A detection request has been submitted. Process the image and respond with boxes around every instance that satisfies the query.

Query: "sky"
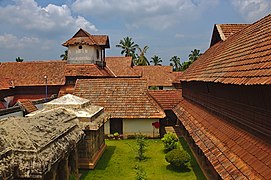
[0,0,270,65]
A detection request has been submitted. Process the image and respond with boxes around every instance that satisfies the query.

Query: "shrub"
[136,134,147,161]
[135,164,147,180]
[113,132,119,137]
[165,149,191,168]
[161,132,178,152]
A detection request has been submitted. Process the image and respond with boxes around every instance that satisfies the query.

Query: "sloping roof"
[74,78,165,119]
[148,90,182,110]
[173,99,271,179]
[105,57,141,77]
[218,24,250,40]
[33,94,107,130]
[18,100,38,114]
[172,71,183,84]
[65,64,111,77]
[134,66,176,87]
[0,61,66,86]
[45,94,90,109]
[0,108,84,178]
[182,14,271,85]
[12,94,48,105]
[210,24,250,46]
[62,28,110,48]
[0,78,12,90]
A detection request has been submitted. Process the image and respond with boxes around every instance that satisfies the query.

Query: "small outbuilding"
[0,94,108,179]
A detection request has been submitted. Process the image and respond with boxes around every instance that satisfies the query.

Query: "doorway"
[110,118,123,134]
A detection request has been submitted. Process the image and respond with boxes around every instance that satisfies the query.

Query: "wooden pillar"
[57,157,69,180]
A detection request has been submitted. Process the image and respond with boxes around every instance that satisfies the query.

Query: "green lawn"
[80,139,206,180]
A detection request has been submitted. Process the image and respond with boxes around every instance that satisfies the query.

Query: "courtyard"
[80,138,206,180]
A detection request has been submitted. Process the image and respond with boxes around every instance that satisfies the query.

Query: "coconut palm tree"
[180,61,192,71]
[150,55,162,66]
[188,49,202,62]
[15,57,24,62]
[60,50,68,60]
[170,56,181,71]
[116,37,138,58]
[135,45,150,66]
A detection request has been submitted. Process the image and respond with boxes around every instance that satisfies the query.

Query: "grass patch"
[179,136,207,180]
[80,139,206,180]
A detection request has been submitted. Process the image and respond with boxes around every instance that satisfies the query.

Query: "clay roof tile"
[173,98,271,179]
[182,14,271,85]
[74,78,165,119]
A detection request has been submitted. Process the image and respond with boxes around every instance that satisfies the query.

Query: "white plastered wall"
[67,45,102,64]
[123,118,159,137]
[104,118,160,137]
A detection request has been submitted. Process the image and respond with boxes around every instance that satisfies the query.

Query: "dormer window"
[79,45,82,49]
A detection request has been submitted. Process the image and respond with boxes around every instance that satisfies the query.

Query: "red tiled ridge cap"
[173,99,271,179]
[182,14,271,85]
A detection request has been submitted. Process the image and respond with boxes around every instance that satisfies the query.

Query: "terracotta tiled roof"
[172,72,183,84]
[18,100,38,114]
[182,14,271,85]
[148,90,182,110]
[0,78,12,90]
[65,64,111,77]
[105,57,141,77]
[0,61,66,86]
[173,99,271,179]
[62,28,110,48]
[134,66,176,87]
[74,78,165,119]
[218,24,249,40]
[210,24,250,47]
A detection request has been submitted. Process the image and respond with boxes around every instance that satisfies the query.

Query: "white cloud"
[0,0,97,34]
[72,0,218,30]
[231,0,271,22]
[0,34,40,49]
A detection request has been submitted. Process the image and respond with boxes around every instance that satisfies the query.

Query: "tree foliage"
[161,132,179,152]
[150,55,162,66]
[60,50,68,60]
[134,45,150,66]
[180,49,202,71]
[169,56,182,71]
[188,49,202,62]
[165,149,191,168]
[15,57,24,62]
[116,37,138,59]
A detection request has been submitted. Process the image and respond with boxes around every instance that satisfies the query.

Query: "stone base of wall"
[79,144,106,169]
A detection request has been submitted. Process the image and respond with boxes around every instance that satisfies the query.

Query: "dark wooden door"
[110,118,123,134]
